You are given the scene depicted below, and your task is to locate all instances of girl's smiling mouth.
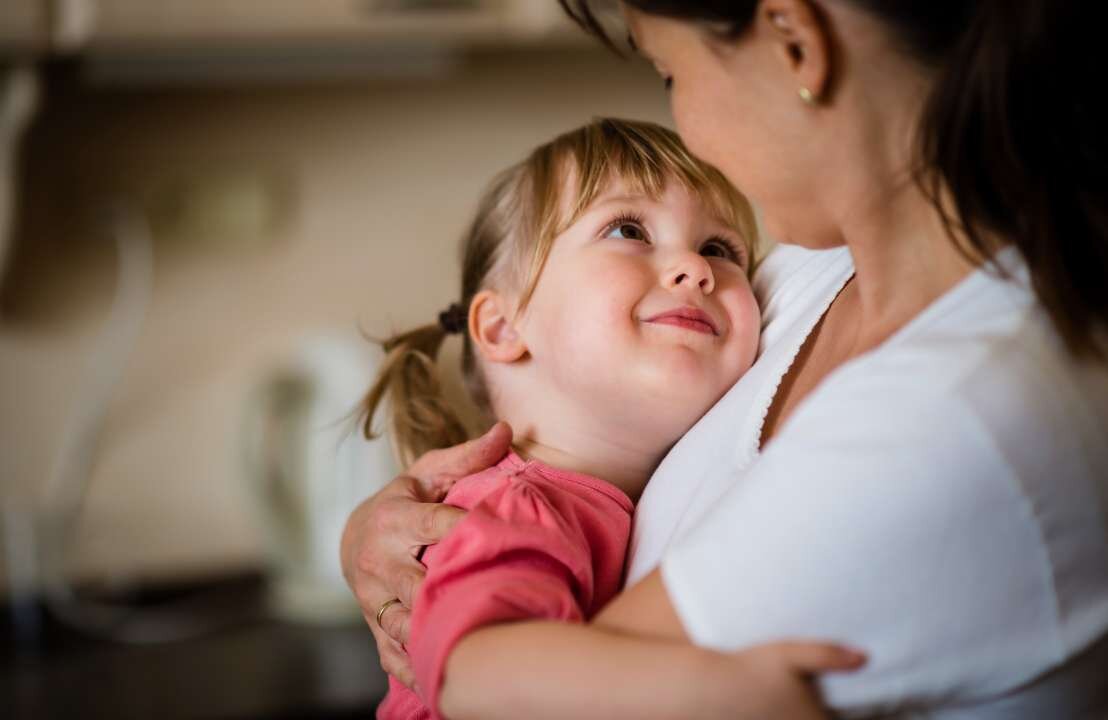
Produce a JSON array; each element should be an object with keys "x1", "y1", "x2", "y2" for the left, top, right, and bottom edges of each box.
[{"x1": 644, "y1": 306, "x2": 719, "y2": 336}]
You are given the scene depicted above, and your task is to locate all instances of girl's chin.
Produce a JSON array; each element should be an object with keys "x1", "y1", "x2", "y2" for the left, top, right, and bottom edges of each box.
[
  {"x1": 641, "y1": 346, "x2": 729, "y2": 383},
  {"x1": 629, "y1": 361, "x2": 732, "y2": 413}
]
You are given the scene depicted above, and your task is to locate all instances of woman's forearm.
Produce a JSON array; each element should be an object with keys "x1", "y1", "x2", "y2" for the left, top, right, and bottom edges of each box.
[{"x1": 439, "y1": 621, "x2": 725, "y2": 720}]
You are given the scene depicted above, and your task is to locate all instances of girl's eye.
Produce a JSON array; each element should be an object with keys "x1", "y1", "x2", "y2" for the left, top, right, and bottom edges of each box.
[
  {"x1": 663, "y1": 76, "x2": 674, "y2": 91},
  {"x1": 605, "y1": 221, "x2": 648, "y2": 242},
  {"x1": 701, "y1": 237, "x2": 743, "y2": 264}
]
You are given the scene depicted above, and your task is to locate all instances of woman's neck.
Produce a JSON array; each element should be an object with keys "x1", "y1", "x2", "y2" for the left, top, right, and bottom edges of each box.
[
  {"x1": 837, "y1": 176, "x2": 978, "y2": 354},
  {"x1": 822, "y1": 57, "x2": 980, "y2": 353}
]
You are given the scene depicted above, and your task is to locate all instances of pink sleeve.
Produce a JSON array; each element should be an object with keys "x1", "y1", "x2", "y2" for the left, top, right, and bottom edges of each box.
[{"x1": 408, "y1": 479, "x2": 598, "y2": 719}]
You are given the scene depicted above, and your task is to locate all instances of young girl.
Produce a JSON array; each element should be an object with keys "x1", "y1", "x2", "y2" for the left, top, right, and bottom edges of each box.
[{"x1": 363, "y1": 118, "x2": 862, "y2": 720}]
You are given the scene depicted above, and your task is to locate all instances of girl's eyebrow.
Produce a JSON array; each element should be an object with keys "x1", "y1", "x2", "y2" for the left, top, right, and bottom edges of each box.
[{"x1": 588, "y1": 192, "x2": 653, "y2": 210}]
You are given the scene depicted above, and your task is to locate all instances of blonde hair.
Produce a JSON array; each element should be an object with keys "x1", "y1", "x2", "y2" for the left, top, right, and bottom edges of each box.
[{"x1": 361, "y1": 118, "x2": 759, "y2": 466}]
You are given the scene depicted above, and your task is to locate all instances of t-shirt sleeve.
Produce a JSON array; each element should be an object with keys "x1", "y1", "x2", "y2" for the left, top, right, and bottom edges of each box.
[
  {"x1": 408, "y1": 479, "x2": 597, "y2": 718},
  {"x1": 660, "y1": 372, "x2": 1066, "y2": 717}
]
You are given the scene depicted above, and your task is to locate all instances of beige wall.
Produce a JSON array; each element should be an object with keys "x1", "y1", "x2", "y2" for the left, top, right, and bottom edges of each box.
[{"x1": 0, "y1": 47, "x2": 671, "y2": 589}]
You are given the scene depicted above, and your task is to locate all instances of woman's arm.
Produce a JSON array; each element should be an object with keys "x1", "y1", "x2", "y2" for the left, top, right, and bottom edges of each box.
[
  {"x1": 440, "y1": 568, "x2": 864, "y2": 720},
  {"x1": 340, "y1": 427, "x2": 861, "y2": 719},
  {"x1": 441, "y1": 586, "x2": 864, "y2": 720},
  {"x1": 388, "y1": 455, "x2": 864, "y2": 720}
]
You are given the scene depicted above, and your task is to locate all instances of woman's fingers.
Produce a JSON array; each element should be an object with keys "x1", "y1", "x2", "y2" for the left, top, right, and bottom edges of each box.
[
  {"x1": 411, "y1": 501, "x2": 467, "y2": 547},
  {"x1": 379, "y1": 603, "x2": 413, "y2": 647},
  {"x1": 409, "y1": 422, "x2": 513, "y2": 496},
  {"x1": 391, "y1": 565, "x2": 427, "y2": 613},
  {"x1": 773, "y1": 641, "x2": 867, "y2": 674},
  {"x1": 377, "y1": 634, "x2": 416, "y2": 688},
  {"x1": 377, "y1": 489, "x2": 467, "y2": 547}
]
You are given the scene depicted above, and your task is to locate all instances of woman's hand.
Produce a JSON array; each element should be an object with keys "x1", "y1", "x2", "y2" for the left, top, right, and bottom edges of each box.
[{"x1": 339, "y1": 421, "x2": 512, "y2": 686}]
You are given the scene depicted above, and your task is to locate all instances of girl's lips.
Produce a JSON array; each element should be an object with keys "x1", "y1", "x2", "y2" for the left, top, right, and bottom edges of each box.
[{"x1": 644, "y1": 307, "x2": 719, "y2": 336}]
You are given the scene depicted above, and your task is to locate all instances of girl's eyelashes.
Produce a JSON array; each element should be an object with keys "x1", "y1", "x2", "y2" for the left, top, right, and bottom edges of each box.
[
  {"x1": 701, "y1": 235, "x2": 746, "y2": 266},
  {"x1": 663, "y1": 76, "x2": 674, "y2": 92},
  {"x1": 602, "y1": 213, "x2": 650, "y2": 243},
  {"x1": 602, "y1": 214, "x2": 746, "y2": 267}
]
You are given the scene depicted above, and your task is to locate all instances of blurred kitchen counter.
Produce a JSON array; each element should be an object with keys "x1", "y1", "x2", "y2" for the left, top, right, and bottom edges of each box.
[{"x1": 0, "y1": 573, "x2": 388, "y2": 719}]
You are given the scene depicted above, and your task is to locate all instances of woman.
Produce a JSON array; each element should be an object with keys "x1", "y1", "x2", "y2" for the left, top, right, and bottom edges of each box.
[{"x1": 342, "y1": 1, "x2": 1108, "y2": 717}]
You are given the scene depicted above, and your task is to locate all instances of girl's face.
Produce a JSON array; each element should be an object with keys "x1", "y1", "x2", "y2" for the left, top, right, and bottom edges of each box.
[{"x1": 516, "y1": 176, "x2": 760, "y2": 442}]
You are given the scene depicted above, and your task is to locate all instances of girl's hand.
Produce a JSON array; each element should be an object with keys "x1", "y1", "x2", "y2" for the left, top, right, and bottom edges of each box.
[
  {"x1": 339, "y1": 422, "x2": 512, "y2": 686},
  {"x1": 703, "y1": 640, "x2": 866, "y2": 720}
]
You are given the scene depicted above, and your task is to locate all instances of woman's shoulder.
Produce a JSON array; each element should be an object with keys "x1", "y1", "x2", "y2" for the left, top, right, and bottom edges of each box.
[
  {"x1": 814, "y1": 253, "x2": 1108, "y2": 451},
  {"x1": 792, "y1": 260, "x2": 1108, "y2": 509}
]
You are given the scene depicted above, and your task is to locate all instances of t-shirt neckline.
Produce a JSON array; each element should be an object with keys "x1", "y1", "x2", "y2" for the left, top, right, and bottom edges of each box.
[{"x1": 499, "y1": 450, "x2": 635, "y2": 512}]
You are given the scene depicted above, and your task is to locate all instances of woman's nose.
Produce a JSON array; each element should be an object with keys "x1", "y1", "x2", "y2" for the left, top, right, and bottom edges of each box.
[{"x1": 665, "y1": 252, "x2": 715, "y2": 294}]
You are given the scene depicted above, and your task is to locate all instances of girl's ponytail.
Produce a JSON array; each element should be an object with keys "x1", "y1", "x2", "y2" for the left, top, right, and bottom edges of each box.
[
  {"x1": 915, "y1": 0, "x2": 1107, "y2": 358},
  {"x1": 361, "y1": 318, "x2": 469, "y2": 467}
]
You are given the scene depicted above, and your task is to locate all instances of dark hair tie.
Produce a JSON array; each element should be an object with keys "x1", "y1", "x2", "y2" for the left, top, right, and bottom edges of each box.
[{"x1": 438, "y1": 302, "x2": 467, "y2": 335}]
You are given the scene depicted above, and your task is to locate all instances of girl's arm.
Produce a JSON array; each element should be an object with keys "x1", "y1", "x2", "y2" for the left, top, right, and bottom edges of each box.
[{"x1": 440, "y1": 572, "x2": 863, "y2": 720}]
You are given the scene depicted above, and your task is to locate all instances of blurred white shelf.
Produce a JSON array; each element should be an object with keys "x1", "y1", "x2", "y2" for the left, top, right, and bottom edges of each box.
[
  {"x1": 0, "y1": 0, "x2": 592, "y2": 57},
  {"x1": 0, "y1": 0, "x2": 609, "y2": 84}
]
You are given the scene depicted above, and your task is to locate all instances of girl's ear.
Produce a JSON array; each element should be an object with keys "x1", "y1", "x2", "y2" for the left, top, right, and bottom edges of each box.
[
  {"x1": 760, "y1": 0, "x2": 831, "y2": 101},
  {"x1": 469, "y1": 289, "x2": 528, "y2": 364}
]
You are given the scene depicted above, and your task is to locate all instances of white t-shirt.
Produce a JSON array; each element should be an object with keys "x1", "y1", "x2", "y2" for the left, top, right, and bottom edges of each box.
[{"x1": 629, "y1": 244, "x2": 1108, "y2": 718}]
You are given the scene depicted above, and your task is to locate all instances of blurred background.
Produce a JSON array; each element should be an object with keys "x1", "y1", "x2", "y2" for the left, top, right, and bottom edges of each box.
[{"x1": 0, "y1": 0, "x2": 670, "y2": 717}]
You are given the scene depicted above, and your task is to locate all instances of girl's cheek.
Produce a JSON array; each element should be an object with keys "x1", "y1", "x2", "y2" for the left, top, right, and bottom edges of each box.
[{"x1": 722, "y1": 282, "x2": 760, "y2": 335}]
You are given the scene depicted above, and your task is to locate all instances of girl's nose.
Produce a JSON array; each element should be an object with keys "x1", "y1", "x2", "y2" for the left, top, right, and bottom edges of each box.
[{"x1": 665, "y1": 252, "x2": 715, "y2": 294}]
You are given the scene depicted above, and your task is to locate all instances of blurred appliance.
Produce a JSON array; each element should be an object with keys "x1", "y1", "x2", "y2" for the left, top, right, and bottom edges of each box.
[{"x1": 242, "y1": 335, "x2": 398, "y2": 624}]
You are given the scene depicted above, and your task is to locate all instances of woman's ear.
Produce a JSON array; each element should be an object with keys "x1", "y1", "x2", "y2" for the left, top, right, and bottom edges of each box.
[
  {"x1": 469, "y1": 289, "x2": 528, "y2": 364},
  {"x1": 761, "y1": 0, "x2": 831, "y2": 102}
]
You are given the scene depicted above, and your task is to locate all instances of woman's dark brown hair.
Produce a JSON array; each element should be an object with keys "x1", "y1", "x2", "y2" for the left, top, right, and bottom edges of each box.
[{"x1": 561, "y1": 0, "x2": 1108, "y2": 359}]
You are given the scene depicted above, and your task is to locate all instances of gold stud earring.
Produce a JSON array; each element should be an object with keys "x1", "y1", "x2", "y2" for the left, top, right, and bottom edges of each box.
[{"x1": 798, "y1": 87, "x2": 817, "y2": 105}]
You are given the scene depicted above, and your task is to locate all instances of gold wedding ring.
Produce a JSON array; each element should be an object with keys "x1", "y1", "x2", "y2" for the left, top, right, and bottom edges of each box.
[{"x1": 376, "y1": 597, "x2": 402, "y2": 629}]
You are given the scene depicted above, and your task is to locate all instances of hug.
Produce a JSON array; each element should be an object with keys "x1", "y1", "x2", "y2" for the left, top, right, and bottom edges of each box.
[{"x1": 343, "y1": 2, "x2": 1108, "y2": 718}]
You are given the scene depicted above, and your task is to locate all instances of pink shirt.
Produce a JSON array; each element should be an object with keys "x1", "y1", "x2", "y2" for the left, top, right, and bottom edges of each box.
[{"x1": 377, "y1": 452, "x2": 634, "y2": 720}]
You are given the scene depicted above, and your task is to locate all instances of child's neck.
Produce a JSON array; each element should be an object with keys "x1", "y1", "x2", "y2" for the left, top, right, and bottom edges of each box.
[{"x1": 510, "y1": 432, "x2": 662, "y2": 504}]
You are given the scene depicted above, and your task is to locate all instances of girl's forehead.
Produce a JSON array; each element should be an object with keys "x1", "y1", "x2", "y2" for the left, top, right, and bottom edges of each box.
[{"x1": 574, "y1": 173, "x2": 733, "y2": 225}]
